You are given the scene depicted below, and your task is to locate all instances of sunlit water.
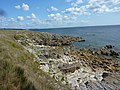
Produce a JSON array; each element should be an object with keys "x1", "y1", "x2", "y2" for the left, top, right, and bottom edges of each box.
[{"x1": 30, "y1": 25, "x2": 120, "y2": 51}]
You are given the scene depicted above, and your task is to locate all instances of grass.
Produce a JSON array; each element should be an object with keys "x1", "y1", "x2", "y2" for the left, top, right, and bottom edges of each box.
[
  {"x1": 0, "y1": 60, "x2": 36, "y2": 90},
  {"x1": 0, "y1": 30, "x2": 70, "y2": 90}
]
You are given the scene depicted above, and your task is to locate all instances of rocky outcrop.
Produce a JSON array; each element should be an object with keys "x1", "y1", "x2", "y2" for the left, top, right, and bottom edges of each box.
[
  {"x1": 14, "y1": 32, "x2": 85, "y2": 46},
  {"x1": 95, "y1": 45, "x2": 119, "y2": 58},
  {"x1": 85, "y1": 72, "x2": 120, "y2": 90},
  {"x1": 14, "y1": 31, "x2": 120, "y2": 90}
]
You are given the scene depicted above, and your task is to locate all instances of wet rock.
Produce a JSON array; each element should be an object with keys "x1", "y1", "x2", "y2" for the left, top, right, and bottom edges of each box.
[
  {"x1": 110, "y1": 50, "x2": 119, "y2": 56},
  {"x1": 78, "y1": 39, "x2": 85, "y2": 42},
  {"x1": 96, "y1": 46, "x2": 119, "y2": 58},
  {"x1": 105, "y1": 45, "x2": 113, "y2": 49}
]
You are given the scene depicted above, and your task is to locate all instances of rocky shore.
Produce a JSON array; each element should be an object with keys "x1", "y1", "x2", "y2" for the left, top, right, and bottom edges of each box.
[{"x1": 14, "y1": 30, "x2": 120, "y2": 90}]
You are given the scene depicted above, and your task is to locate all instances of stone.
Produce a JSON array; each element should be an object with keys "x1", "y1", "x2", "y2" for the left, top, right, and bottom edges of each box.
[
  {"x1": 105, "y1": 45, "x2": 113, "y2": 49},
  {"x1": 110, "y1": 50, "x2": 119, "y2": 56},
  {"x1": 100, "y1": 49, "x2": 110, "y2": 55}
]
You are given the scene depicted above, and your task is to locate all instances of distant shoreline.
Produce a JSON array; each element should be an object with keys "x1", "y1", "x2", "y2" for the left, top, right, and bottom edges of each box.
[{"x1": 0, "y1": 24, "x2": 120, "y2": 30}]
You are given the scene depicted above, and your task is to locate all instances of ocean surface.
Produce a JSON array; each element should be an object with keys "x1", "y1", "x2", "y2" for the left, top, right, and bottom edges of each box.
[{"x1": 30, "y1": 25, "x2": 120, "y2": 51}]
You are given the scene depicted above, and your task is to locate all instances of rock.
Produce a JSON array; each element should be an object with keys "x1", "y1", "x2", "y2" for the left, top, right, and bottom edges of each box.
[
  {"x1": 96, "y1": 46, "x2": 119, "y2": 57},
  {"x1": 110, "y1": 50, "x2": 119, "y2": 56},
  {"x1": 105, "y1": 45, "x2": 113, "y2": 49},
  {"x1": 94, "y1": 69, "x2": 104, "y2": 82},
  {"x1": 102, "y1": 72, "x2": 109, "y2": 78},
  {"x1": 78, "y1": 39, "x2": 85, "y2": 42},
  {"x1": 42, "y1": 63, "x2": 49, "y2": 72},
  {"x1": 60, "y1": 63, "x2": 80, "y2": 74},
  {"x1": 57, "y1": 54, "x2": 61, "y2": 58},
  {"x1": 100, "y1": 49, "x2": 110, "y2": 56}
]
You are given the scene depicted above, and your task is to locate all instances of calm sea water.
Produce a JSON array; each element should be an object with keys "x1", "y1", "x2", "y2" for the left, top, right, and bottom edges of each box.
[{"x1": 30, "y1": 25, "x2": 120, "y2": 51}]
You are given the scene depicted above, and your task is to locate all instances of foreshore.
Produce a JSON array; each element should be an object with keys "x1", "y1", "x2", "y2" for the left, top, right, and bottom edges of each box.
[{"x1": 0, "y1": 30, "x2": 120, "y2": 90}]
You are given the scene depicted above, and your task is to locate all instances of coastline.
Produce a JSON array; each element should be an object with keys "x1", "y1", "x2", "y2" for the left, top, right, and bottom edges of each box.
[
  {"x1": 0, "y1": 30, "x2": 120, "y2": 90},
  {"x1": 29, "y1": 25, "x2": 120, "y2": 52}
]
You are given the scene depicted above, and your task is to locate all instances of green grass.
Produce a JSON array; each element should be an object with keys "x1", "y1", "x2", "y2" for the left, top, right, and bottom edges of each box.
[{"x1": 0, "y1": 30, "x2": 70, "y2": 90}]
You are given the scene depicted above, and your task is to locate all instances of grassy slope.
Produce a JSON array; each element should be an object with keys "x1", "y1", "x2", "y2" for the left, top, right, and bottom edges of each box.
[{"x1": 0, "y1": 30, "x2": 70, "y2": 90}]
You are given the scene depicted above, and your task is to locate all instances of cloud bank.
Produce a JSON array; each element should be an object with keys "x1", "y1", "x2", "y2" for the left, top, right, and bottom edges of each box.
[{"x1": 1, "y1": 0, "x2": 120, "y2": 28}]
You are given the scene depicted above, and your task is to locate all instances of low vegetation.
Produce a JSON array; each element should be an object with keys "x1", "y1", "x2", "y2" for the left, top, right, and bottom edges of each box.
[{"x1": 0, "y1": 30, "x2": 70, "y2": 90}]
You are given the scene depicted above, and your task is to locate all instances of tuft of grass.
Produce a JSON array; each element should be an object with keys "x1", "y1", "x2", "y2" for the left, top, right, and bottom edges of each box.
[{"x1": 0, "y1": 60, "x2": 36, "y2": 90}]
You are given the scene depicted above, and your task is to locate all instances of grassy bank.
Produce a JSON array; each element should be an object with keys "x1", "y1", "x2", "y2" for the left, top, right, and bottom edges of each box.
[{"x1": 0, "y1": 30, "x2": 70, "y2": 90}]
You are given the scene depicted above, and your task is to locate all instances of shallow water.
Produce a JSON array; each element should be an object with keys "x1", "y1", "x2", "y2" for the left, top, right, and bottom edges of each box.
[{"x1": 30, "y1": 25, "x2": 120, "y2": 51}]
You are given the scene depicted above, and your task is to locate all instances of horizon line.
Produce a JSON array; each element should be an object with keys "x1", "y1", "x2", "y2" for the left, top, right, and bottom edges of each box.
[{"x1": 0, "y1": 24, "x2": 120, "y2": 30}]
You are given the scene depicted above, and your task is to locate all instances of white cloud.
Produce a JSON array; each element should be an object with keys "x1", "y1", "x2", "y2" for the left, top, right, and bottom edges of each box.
[
  {"x1": 0, "y1": 16, "x2": 47, "y2": 29},
  {"x1": 109, "y1": 0, "x2": 120, "y2": 4},
  {"x1": 15, "y1": 3, "x2": 29, "y2": 11},
  {"x1": 47, "y1": 13, "x2": 77, "y2": 25},
  {"x1": 51, "y1": 6, "x2": 58, "y2": 11},
  {"x1": 17, "y1": 16, "x2": 24, "y2": 21},
  {"x1": 22, "y1": 3, "x2": 29, "y2": 11},
  {"x1": 31, "y1": 13, "x2": 36, "y2": 19},
  {"x1": 93, "y1": 5, "x2": 110, "y2": 13},
  {"x1": 48, "y1": 13, "x2": 62, "y2": 21},
  {"x1": 47, "y1": 6, "x2": 58, "y2": 12},
  {"x1": 27, "y1": 13, "x2": 36, "y2": 20},
  {"x1": 87, "y1": 0, "x2": 120, "y2": 13},
  {"x1": 0, "y1": 17, "x2": 25, "y2": 28},
  {"x1": 62, "y1": 0, "x2": 120, "y2": 23},
  {"x1": 111, "y1": 6, "x2": 120, "y2": 12},
  {"x1": 15, "y1": 5, "x2": 21, "y2": 9},
  {"x1": 65, "y1": 7, "x2": 80, "y2": 15},
  {"x1": 65, "y1": 6, "x2": 90, "y2": 16},
  {"x1": 71, "y1": 0, "x2": 83, "y2": 6}
]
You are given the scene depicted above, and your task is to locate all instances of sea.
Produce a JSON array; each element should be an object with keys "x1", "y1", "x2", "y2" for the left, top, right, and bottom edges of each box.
[{"x1": 30, "y1": 25, "x2": 120, "y2": 51}]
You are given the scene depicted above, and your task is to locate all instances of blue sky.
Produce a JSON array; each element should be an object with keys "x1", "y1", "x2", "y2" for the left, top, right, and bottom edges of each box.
[{"x1": 0, "y1": 0, "x2": 120, "y2": 29}]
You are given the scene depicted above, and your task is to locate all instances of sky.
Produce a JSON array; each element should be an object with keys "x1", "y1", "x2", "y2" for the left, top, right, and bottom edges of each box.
[{"x1": 0, "y1": 0, "x2": 120, "y2": 29}]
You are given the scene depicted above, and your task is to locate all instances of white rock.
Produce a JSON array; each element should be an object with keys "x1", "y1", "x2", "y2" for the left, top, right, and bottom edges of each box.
[{"x1": 42, "y1": 64, "x2": 49, "y2": 72}]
